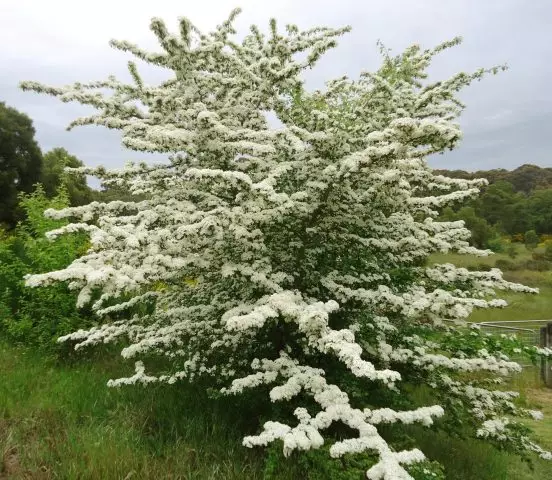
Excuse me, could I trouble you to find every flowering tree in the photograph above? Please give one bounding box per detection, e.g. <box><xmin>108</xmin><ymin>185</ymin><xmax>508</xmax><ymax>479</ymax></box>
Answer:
<box><xmin>22</xmin><ymin>9</ymin><xmax>551</xmax><ymax>479</ymax></box>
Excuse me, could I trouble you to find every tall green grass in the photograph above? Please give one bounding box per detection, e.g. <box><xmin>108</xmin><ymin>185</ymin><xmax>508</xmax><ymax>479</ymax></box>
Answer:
<box><xmin>2</xmin><ymin>340</ymin><xmax>551</xmax><ymax>479</ymax></box>
<box><xmin>0</xmin><ymin>342</ymin><xmax>303</xmax><ymax>479</ymax></box>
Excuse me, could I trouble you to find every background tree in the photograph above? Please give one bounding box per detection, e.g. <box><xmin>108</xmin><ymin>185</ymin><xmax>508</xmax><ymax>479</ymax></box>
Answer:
<box><xmin>527</xmin><ymin>189</ymin><xmax>552</xmax><ymax>234</ymax></box>
<box><xmin>41</xmin><ymin>147</ymin><xmax>93</xmax><ymax>206</ymax></box>
<box><xmin>0</xmin><ymin>102</ymin><xmax>43</xmax><ymax>227</ymax></box>
<box><xmin>524</xmin><ymin>229</ymin><xmax>539</xmax><ymax>250</ymax></box>
<box><xmin>436</xmin><ymin>165</ymin><xmax>552</xmax><ymax>193</ymax></box>
<box><xmin>440</xmin><ymin>206</ymin><xmax>497</xmax><ymax>249</ymax></box>
<box><xmin>507</xmin><ymin>164</ymin><xmax>552</xmax><ymax>193</ymax></box>
<box><xmin>475</xmin><ymin>181</ymin><xmax>516</xmax><ymax>227</ymax></box>
<box><xmin>436</xmin><ymin>168</ymin><xmax>552</xmax><ymax>238</ymax></box>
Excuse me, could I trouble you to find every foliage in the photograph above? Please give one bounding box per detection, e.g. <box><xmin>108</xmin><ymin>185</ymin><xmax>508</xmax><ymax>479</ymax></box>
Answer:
<box><xmin>0</xmin><ymin>102</ymin><xmax>43</xmax><ymax>228</ymax></box>
<box><xmin>0</xmin><ymin>186</ymin><xmax>93</xmax><ymax>353</ymax></box>
<box><xmin>525</xmin><ymin>230</ymin><xmax>539</xmax><ymax>250</ymax></box>
<box><xmin>440</xmin><ymin>206</ymin><xmax>498</xmax><ymax>249</ymax></box>
<box><xmin>437</xmin><ymin>164</ymin><xmax>552</xmax><ymax>194</ymax></box>
<box><xmin>527</xmin><ymin>189</ymin><xmax>552</xmax><ymax>234</ymax></box>
<box><xmin>41</xmin><ymin>147</ymin><xmax>94</xmax><ymax>206</ymax></box>
<box><xmin>21</xmin><ymin>9</ymin><xmax>552</xmax><ymax>479</ymax></box>
<box><xmin>437</xmin><ymin>171</ymin><xmax>552</xmax><ymax>237</ymax></box>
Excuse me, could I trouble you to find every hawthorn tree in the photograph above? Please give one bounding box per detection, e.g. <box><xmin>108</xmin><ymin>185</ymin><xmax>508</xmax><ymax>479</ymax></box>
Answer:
<box><xmin>22</xmin><ymin>9</ymin><xmax>551</xmax><ymax>479</ymax></box>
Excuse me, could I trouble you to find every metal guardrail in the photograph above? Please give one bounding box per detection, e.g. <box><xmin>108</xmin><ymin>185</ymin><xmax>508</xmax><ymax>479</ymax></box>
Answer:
<box><xmin>470</xmin><ymin>320</ymin><xmax>552</xmax><ymax>367</ymax></box>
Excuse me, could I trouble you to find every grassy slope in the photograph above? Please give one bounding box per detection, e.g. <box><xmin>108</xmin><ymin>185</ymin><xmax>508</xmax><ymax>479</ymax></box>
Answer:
<box><xmin>430</xmin><ymin>247</ymin><xmax>552</xmax><ymax>324</ymax></box>
<box><xmin>3</xmin><ymin>345</ymin><xmax>552</xmax><ymax>479</ymax></box>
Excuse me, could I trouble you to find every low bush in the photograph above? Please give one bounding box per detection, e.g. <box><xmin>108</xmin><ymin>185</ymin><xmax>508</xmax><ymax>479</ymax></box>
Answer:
<box><xmin>487</xmin><ymin>236</ymin><xmax>507</xmax><ymax>253</ymax></box>
<box><xmin>495</xmin><ymin>259</ymin><xmax>520</xmax><ymax>271</ymax></box>
<box><xmin>0</xmin><ymin>186</ymin><xmax>94</xmax><ymax>354</ymax></box>
<box><xmin>524</xmin><ymin>259</ymin><xmax>552</xmax><ymax>272</ymax></box>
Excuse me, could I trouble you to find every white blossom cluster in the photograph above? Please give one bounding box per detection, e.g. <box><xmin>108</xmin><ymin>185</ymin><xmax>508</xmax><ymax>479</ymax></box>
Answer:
<box><xmin>22</xmin><ymin>9</ymin><xmax>550</xmax><ymax>478</ymax></box>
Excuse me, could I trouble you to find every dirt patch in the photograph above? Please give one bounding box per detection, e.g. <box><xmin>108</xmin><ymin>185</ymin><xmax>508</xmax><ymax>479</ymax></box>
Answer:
<box><xmin>1</xmin><ymin>446</ymin><xmax>20</xmax><ymax>478</ymax></box>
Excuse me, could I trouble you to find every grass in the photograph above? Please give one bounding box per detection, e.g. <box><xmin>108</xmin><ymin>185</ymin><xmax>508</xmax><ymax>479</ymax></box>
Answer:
<box><xmin>521</xmin><ymin>385</ymin><xmax>552</xmax><ymax>450</ymax></box>
<box><xmin>2</xmin><ymin>247</ymin><xmax>552</xmax><ymax>479</ymax></box>
<box><xmin>468</xmin><ymin>285</ymin><xmax>552</xmax><ymax>324</ymax></box>
<box><xmin>0</xmin><ymin>343</ymin><xmax>301</xmax><ymax>479</ymax></box>
<box><xmin>430</xmin><ymin>246</ymin><xmax>552</xmax><ymax>323</ymax></box>
<box><xmin>429</xmin><ymin>241</ymin><xmax>535</xmax><ymax>268</ymax></box>
<box><xmin>3</xmin><ymin>341</ymin><xmax>552</xmax><ymax>479</ymax></box>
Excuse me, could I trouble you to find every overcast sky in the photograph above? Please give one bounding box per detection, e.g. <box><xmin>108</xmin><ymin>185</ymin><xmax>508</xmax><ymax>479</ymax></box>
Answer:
<box><xmin>1</xmin><ymin>0</ymin><xmax>551</xmax><ymax>175</ymax></box>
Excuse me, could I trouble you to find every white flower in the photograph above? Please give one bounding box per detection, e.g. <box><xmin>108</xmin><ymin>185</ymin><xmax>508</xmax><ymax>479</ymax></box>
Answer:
<box><xmin>530</xmin><ymin>410</ymin><xmax>544</xmax><ymax>421</ymax></box>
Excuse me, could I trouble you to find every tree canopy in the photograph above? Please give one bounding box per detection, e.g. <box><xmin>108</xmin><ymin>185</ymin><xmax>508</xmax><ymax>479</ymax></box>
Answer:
<box><xmin>437</xmin><ymin>164</ymin><xmax>552</xmax><ymax>193</ymax></box>
<box><xmin>41</xmin><ymin>147</ymin><xmax>93</xmax><ymax>206</ymax></box>
<box><xmin>0</xmin><ymin>102</ymin><xmax>43</xmax><ymax>227</ymax></box>
<box><xmin>439</xmin><ymin>168</ymin><xmax>552</xmax><ymax>239</ymax></box>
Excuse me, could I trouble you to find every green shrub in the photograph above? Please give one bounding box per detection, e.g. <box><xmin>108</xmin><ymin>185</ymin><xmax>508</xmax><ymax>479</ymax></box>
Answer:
<box><xmin>487</xmin><ymin>236</ymin><xmax>506</xmax><ymax>253</ymax></box>
<box><xmin>506</xmin><ymin>242</ymin><xmax>519</xmax><ymax>259</ymax></box>
<box><xmin>523</xmin><ymin>259</ymin><xmax>551</xmax><ymax>272</ymax></box>
<box><xmin>0</xmin><ymin>186</ymin><xmax>94</xmax><ymax>354</ymax></box>
<box><xmin>524</xmin><ymin>230</ymin><xmax>539</xmax><ymax>250</ymax></box>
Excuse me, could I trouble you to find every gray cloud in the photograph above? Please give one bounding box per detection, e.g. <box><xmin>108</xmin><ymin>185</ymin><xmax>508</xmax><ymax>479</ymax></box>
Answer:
<box><xmin>1</xmin><ymin>0</ymin><xmax>551</xmax><ymax>174</ymax></box>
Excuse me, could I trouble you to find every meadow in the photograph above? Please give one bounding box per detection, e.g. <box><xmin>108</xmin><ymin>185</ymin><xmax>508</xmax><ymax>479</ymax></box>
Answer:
<box><xmin>431</xmin><ymin>246</ymin><xmax>552</xmax><ymax>323</ymax></box>
<box><xmin>2</xmin><ymin>245</ymin><xmax>552</xmax><ymax>479</ymax></box>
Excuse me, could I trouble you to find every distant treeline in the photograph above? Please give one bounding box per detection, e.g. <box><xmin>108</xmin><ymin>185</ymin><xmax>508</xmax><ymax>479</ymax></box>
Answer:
<box><xmin>435</xmin><ymin>164</ymin><xmax>552</xmax><ymax>193</ymax></box>
<box><xmin>435</xmin><ymin>164</ymin><xmax>552</xmax><ymax>248</ymax></box>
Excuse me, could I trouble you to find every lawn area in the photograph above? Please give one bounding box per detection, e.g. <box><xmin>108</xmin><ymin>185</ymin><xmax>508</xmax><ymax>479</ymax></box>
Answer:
<box><xmin>468</xmin><ymin>285</ymin><xmax>552</xmax><ymax>324</ymax></box>
<box><xmin>429</xmin><ymin>245</ymin><xmax>534</xmax><ymax>270</ymax></box>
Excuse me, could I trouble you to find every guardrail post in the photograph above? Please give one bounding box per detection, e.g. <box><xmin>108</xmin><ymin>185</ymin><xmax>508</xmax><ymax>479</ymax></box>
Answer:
<box><xmin>541</xmin><ymin>323</ymin><xmax>552</xmax><ymax>388</ymax></box>
<box><xmin>541</xmin><ymin>326</ymin><xmax>547</xmax><ymax>383</ymax></box>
